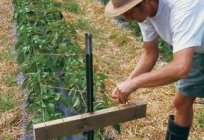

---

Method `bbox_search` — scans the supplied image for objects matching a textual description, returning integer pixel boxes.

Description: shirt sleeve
[171,0,204,53]
[138,19,158,42]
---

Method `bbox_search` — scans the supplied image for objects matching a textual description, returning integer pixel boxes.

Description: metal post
[85,33,94,140]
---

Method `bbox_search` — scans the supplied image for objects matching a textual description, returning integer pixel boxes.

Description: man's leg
[165,92,196,140]
[173,92,196,126]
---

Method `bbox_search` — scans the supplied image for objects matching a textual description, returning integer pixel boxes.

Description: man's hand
[111,80,136,104]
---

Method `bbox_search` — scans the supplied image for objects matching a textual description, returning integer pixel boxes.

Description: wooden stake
[33,102,146,140]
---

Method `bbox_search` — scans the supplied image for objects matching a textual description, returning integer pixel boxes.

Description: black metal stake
[85,33,94,140]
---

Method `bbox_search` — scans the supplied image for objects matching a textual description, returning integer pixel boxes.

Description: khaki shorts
[177,53,204,98]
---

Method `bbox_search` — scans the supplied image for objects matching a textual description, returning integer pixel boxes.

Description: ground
[0,0,23,139]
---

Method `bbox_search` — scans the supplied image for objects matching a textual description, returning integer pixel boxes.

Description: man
[105,0,204,139]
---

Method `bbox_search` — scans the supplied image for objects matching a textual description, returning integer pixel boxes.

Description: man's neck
[149,0,159,17]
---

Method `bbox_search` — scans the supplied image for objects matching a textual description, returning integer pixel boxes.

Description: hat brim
[105,0,143,17]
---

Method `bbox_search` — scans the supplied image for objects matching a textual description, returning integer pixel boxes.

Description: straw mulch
[0,0,24,139]
[60,0,204,140]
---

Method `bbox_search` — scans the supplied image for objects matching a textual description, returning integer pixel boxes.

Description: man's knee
[173,92,196,112]
[173,97,186,112]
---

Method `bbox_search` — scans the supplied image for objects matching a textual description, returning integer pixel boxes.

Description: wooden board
[33,102,146,140]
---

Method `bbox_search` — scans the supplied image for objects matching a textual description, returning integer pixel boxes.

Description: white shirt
[138,0,204,53]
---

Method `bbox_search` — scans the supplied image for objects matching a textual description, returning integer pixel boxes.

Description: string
[37,52,85,57]
[40,83,86,93]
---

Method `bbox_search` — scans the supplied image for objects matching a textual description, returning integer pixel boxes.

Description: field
[0,0,204,140]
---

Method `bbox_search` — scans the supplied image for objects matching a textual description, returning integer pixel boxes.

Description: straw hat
[105,0,143,17]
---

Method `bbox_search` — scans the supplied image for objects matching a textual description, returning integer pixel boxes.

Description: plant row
[13,0,108,130]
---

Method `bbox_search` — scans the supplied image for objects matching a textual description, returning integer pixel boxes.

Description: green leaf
[47,103,55,113]
[54,94,61,101]
[73,97,80,108]
[41,101,46,108]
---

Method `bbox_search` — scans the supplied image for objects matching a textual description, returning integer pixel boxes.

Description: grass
[63,0,80,13]
[159,38,173,62]
[114,32,128,46]
[0,130,16,140]
[71,18,93,31]
[1,74,17,86]
[99,0,110,5]
[127,21,142,38]
[0,91,18,112]
[195,108,204,128]
[0,50,13,62]
[0,0,23,139]
[0,34,9,47]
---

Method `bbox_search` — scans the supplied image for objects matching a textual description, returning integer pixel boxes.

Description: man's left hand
[111,80,135,104]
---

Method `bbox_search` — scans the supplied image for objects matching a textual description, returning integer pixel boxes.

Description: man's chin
[137,18,146,23]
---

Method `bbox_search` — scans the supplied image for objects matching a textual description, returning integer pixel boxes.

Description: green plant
[12,0,118,139]
[13,0,108,134]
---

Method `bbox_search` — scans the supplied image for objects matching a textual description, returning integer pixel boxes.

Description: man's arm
[112,47,195,104]
[112,37,158,103]
[128,37,159,80]
[131,47,195,88]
